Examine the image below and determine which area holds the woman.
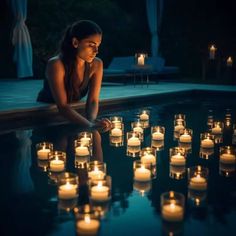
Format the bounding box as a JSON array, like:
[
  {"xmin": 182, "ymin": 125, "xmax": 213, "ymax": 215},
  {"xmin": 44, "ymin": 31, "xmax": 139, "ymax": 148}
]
[{"xmin": 37, "ymin": 20, "xmax": 110, "ymax": 129}]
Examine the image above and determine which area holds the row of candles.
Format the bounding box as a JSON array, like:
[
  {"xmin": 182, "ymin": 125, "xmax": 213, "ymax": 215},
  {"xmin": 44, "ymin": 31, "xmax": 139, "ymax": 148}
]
[
  {"xmin": 35, "ymin": 110, "xmax": 236, "ymax": 233},
  {"xmin": 135, "ymin": 45, "xmax": 234, "ymax": 67}
]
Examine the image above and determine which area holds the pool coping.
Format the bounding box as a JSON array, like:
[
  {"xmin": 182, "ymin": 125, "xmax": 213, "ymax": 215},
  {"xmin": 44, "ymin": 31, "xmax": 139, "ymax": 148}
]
[{"xmin": 1, "ymin": 88, "xmax": 236, "ymax": 134}]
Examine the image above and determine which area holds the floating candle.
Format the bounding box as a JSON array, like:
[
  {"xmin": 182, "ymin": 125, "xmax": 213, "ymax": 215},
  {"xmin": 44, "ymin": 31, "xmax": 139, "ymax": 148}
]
[
  {"xmin": 170, "ymin": 153, "xmax": 186, "ymax": 166},
  {"xmin": 88, "ymin": 167, "xmax": 105, "ymax": 180},
  {"xmin": 91, "ymin": 182, "xmax": 110, "ymax": 201},
  {"xmin": 162, "ymin": 202, "xmax": 184, "ymax": 222},
  {"xmin": 152, "ymin": 131, "xmax": 164, "ymax": 141},
  {"xmin": 58, "ymin": 182, "xmax": 78, "ymax": 200},
  {"xmin": 220, "ymin": 153, "xmax": 236, "ymax": 164},
  {"xmin": 179, "ymin": 134, "xmax": 192, "ymax": 143},
  {"xmin": 75, "ymin": 146, "xmax": 90, "ymax": 156},
  {"xmin": 140, "ymin": 113, "xmax": 149, "ymax": 121},
  {"xmin": 111, "ymin": 128, "xmax": 122, "ymax": 137},
  {"xmin": 141, "ymin": 154, "xmax": 156, "ymax": 165},
  {"xmin": 189, "ymin": 174, "xmax": 207, "ymax": 191},
  {"xmin": 77, "ymin": 215, "xmax": 100, "ymax": 235},
  {"xmin": 201, "ymin": 138, "xmax": 214, "ymax": 148},
  {"xmin": 134, "ymin": 165, "xmax": 151, "ymax": 182},
  {"xmin": 37, "ymin": 148, "xmax": 51, "ymax": 160},
  {"xmin": 49, "ymin": 158, "xmax": 65, "ymax": 172}
]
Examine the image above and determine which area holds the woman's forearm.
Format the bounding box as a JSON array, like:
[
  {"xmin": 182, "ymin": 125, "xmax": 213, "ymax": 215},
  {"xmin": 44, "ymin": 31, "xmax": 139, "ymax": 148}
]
[
  {"xmin": 58, "ymin": 104, "xmax": 93, "ymax": 127},
  {"xmin": 86, "ymin": 101, "xmax": 99, "ymax": 122}
]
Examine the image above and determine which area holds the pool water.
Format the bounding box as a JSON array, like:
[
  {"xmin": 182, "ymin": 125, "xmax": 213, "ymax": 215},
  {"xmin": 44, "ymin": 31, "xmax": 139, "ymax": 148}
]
[{"xmin": 0, "ymin": 93, "xmax": 236, "ymax": 236}]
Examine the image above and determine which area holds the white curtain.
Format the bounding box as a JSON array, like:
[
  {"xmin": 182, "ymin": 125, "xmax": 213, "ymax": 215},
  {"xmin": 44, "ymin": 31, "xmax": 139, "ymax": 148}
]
[
  {"xmin": 146, "ymin": 0, "xmax": 163, "ymax": 57},
  {"xmin": 11, "ymin": 0, "xmax": 33, "ymax": 78}
]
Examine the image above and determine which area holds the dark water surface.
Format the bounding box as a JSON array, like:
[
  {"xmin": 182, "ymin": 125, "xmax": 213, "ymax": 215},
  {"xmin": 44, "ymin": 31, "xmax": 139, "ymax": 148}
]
[{"xmin": 0, "ymin": 93, "xmax": 236, "ymax": 236}]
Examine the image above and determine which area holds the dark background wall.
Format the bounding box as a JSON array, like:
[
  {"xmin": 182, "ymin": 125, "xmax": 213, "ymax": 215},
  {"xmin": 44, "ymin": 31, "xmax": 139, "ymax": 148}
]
[{"xmin": 0, "ymin": 0, "xmax": 235, "ymax": 79}]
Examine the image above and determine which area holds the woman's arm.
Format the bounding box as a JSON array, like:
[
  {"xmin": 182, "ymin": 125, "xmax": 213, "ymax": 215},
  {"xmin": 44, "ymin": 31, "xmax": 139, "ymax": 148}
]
[
  {"xmin": 86, "ymin": 57, "xmax": 103, "ymax": 122},
  {"xmin": 46, "ymin": 58, "xmax": 93, "ymax": 127}
]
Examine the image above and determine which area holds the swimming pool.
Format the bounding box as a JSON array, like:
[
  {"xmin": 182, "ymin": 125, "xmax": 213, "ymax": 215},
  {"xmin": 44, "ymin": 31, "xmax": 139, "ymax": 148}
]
[{"xmin": 0, "ymin": 91, "xmax": 235, "ymax": 236}]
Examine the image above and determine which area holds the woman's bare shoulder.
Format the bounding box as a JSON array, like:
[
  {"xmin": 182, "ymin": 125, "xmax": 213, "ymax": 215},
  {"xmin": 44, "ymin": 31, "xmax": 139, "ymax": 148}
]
[
  {"xmin": 90, "ymin": 57, "xmax": 103, "ymax": 72},
  {"xmin": 46, "ymin": 56, "xmax": 65, "ymax": 77}
]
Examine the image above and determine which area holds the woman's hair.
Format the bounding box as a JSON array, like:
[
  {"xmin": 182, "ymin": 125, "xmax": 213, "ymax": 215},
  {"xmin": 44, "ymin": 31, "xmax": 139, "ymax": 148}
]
[{"xmin": 59, "ymin": 20, "xmax": 102, "ymax": 102}]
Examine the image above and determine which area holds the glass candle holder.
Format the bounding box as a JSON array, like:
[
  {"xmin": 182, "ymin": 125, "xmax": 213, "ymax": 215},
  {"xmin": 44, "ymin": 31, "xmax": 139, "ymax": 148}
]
[
  {"xmin": 199, "ymin": 147, "xmax": 214, "ymax": 160},
  {"xmin": 161, "ymin": 191, "xmax": 185, "ymax": 222},
  {"xmin": 219, "ymin": 146, "xmax": 236, "ymax": 164},
  {"xmin": 58, "ymin": 198, "xmax": 78, "ymax": 212},
  {"xmin": 174, "ymin": 119, "xmax": 186, "ymax": 134},
  {"xmin": 188, "ymin": 189, "xmax": 207, "ymax": 207},
  {"xmin": 219, "ymin": 162, "xmax": 235, "ymax": 177},
  {"xmin": 87, "ymin": 161, "xmax": 106, "ymax": 181},
  {"xmin": 224, "ymin": 109, "xmax": 232, "ymax": 128},
  {"xmin": 133, "ymin": 160, "xmax": 154, "ymax": 182},
  {"xmin": 140, "ymin": 147, "xmax": 156, "ymax": 165},
  {"xmin": 135, "ymin": 52, "xmax": 147, "ymax": 66},
  {"xmin": 109, "ymin": 123, "xmax": 124, "ymax": 147},
  {"xmin": 188, "ymin": 166, "xmax": 208, "ymax": 191},
  {"xmin": 179, "ymin": 128, "xmax": 192, "ymax": 143},
  {"xmin": 169, "ymin": 165, "xmax": 186, "ymax": 180},
  {"xmin": 133, "ymin": 180, "xmax": 152, "ymax": 196},
  {"xmin": 207, "ymin": 113, "xmax": 214, "ymax": 130},
  {"xmin": 211, "ymin": 121, "xmax": 224, "ymax": 135},
  {"xmin": 169, "ymin": 147, "xmax": 186, "ymax": 166},
  {"xmin": 77, "ymin": 132, "xmax": 93, "ymax": 146},
  {"xmin": 126, "ymin": 131, "xmax": 141, "ymax": 157},
  {"xmin": 110, "ymin": 116, "xmax": 123, "ymax": 126},
  {"xmin": 57, "ymin": 172, "xmax": 79, "ymax": 200},
  {"xmin": 89, "ymin": 176, "xmax": 112, "ymax": 202},
  {"xmin": 139, "ymin": 110, "xmax": 150, "ymax": 121},
  {"xmin": 74, "ymin": 205, "xmax": 100, "ymax": 236},
  {"xmin": 131, "ymin": 121, "xmax": 144, "ymax": 141},
  {"xmin": 200, "ymin": 133, "xmax": 214, "ymax": 149},
  {"xmin": 36, "ymin": 142, "xmax": 53, "ymax": 160},
  {"xmin": 74, "ymin": 140, "xmax": 91, "ymax": 168},
  {"xmin": 174, "ymin": 114, "xmax": 186, "ymax": 123},
  {"xmin": 151, "ymin": 126, "xmax": 165, "ymax": 141},
  {"xmin": 48, "ymin": 151, "xmax": 66, "ymax": 173}
]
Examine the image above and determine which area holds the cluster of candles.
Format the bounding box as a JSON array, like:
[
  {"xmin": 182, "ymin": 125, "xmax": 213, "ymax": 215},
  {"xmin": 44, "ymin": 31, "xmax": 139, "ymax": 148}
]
[
  {"xmin": 209, "ymin": 44, "xmax": 233, "ymax": 67},
  {"xmin": 35, "ymin": 109, "xmax": 236, "ymax": 231},
  {"xmin": 36, "ymin": 132, "xmax": 113, "ymax": 235}
]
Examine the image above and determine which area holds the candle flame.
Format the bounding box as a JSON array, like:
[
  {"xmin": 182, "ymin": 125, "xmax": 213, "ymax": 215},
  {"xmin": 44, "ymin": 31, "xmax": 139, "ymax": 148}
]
[
  {"xmin": 97, "ymin": 181, "xmax": 103, "ymax": 188},
  {"xmin": 84, "ymin": 215, "xmax": 91, "ymax": 224}
]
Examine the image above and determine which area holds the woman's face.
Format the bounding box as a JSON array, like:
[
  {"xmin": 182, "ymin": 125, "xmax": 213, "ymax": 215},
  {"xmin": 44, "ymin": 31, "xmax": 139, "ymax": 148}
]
[{"xmin": 76, "ymin": 34, "xmax": 102, "ymax": 63}]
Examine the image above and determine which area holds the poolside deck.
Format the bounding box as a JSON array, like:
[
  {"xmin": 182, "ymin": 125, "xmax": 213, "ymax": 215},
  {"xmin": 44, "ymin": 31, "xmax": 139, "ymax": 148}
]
[{"xmin": 1, "ymin": 79, "xmax": 236, "ymax": 133}]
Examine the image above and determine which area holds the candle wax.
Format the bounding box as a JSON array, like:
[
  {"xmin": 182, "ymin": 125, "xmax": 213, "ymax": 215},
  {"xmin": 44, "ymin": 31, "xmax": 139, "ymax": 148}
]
[{"xmin": 162, "ymin": 203, "xmax": 184, "ymax": 222}]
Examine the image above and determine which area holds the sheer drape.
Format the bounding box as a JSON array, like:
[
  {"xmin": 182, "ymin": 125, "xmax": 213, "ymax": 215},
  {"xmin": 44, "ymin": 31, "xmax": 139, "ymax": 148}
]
[
  {"xmin": 11, "ymin": 0, "xmax": 33, "ymax": 78},
  {"xmin": 146, "ymin": 0, "xmax": 163, "ymax": 57}
]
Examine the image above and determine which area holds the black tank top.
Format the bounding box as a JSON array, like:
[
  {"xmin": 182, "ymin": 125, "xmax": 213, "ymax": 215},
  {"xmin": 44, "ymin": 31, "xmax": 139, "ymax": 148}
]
[{"xmin": 37, "ymin": 62, "xmax": 91, "ymax": 103}]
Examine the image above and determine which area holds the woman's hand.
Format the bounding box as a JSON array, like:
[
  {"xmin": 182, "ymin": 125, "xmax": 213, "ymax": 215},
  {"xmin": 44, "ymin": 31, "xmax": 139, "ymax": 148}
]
[{"xmin": 92, "ymin": 118, "xmax": 112, "ymax": 133}]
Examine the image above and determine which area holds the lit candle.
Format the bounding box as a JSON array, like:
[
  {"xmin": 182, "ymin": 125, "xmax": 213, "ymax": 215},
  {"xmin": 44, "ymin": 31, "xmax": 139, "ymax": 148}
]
[
  {"xmin": 174, "ymin": 124, "xmax": 185, "ymax": 132},
  {"xmin": 211, "ymin": 125, "xmax": 222, "ymax": 134},
  {"xmin": 179, "ymin": 134, "xmax": 192, "ymax": 143},
  {"xmin": 201, "ymin": 138, "xmax": 214, "ymax": 148},
  {"xmin": 111, "ymin": 128, "xmax": 122, "ymax": 137},
  {"xmin": 170, "ymin": 153, "xmax": 186, "ymax": 166},
  {"xmin": 227, "ymin": 56, "xmax": 233, "ymax": 67},
  {"xmin": 58, "ymin": 182, "xmax": 78, "ymax": 200},
  {"xmin": 189, "ymin": 174, "xmax": 207, "ymax": 191},
  {"xmin": 209, "ymin": 45, "xmax": 216, "ymax": 59},
  {"xmin": 220, "ymin": 153, "xmax": 236, "ymax": 164},
  {"xmin": 134, "ymin": 165, "xmax": 151, "ymax": 182},
  {"xmin": 75, "ymin": 146, "xmax": 90, "ymax": 156},
  {"xmin": 37, "ymin": 147, "xmax": 51, "ymax": 160},
  {"xmin": 77, "ymin": 215, "xmax": 100, "ymax": 235},
  {"xmin": 141, "ymin": 153, "xmax": 156, "ymax": 165},
  {"xmin": 152, "ymin": 131, "xmax": 164, "ymax": 141},
  {"xmin": 49, "ymin": 158, "xmax": 65, "ymax": 172},
  {"xmin": 133, "ymin": 126, "xmax": 143, "ymax": 134},
  {"xmin": 140, "ymin": 112, "xmax": 149, "ymax": 121},
  {"xmin": 88, "ymin": 167, "xmax": 105, "ymax": 180},
  {"xmin": 137, "ymin": 54, "xmax": 145, "ymax": 65},
  {"xmin": 162, "ymin": 202, "xmax": 184, "ymax": 222},
  {"xmin": 80, "ymin": 134, "xmax": 91, "ymax": 145},
  {"xmin": 91, "ymin": 182, "xmax": 110, "ymax": 201},
  {"xmin": 127, "ymin": 136, "xmax": 141, "ymax": 146}
]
